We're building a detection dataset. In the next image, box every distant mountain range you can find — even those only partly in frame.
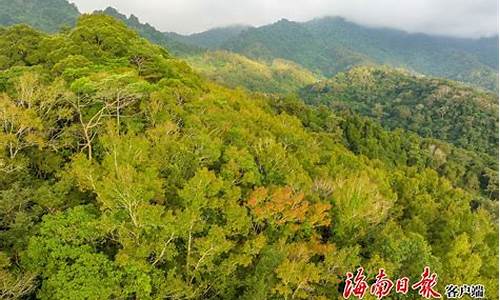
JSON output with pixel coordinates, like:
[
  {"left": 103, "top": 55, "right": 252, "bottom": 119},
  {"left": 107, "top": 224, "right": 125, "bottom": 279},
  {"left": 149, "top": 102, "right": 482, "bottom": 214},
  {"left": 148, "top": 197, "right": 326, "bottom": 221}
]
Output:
[
  {"left": 170, "top": 17, "right": 499, "bottom": 91},
  {"left": 300, "top": 66, "right": 499, "bottom": 156},
  {"left": 0, "top": 0, "right": 498, "bottom": 91},
  {"left": 95, "top": 7, "right": 202, "bottom": 56},
  {"left": 1, "top": 11, "right": 498, "bottom": 299},
  {"left": 165, "top": 25, "right": 252, "bottom": 50},
  {"left": 0, "top": 0, "right": 79, "bottom": 32}
]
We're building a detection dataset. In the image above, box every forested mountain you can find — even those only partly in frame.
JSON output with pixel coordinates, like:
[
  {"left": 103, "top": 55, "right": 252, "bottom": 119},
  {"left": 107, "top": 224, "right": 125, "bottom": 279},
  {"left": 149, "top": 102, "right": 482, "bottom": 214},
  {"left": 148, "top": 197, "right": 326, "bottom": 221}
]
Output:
[
  {"left": 0, "top": 0, "right": 315, "bottom": 94},
  {"left": 273, "top": 94, "right": 498, "bottom": 201},
  {"left": 97, "top": 7, "right": 202, "bottom": 56},
  {"left": 300, "top": 66, "right": 499, "bottom": 157},
  {"left": 98, "top": 9, "right": 319, "bottom": 93},
  {"left": 185, "top": 51, "right": 319, "bottom": 93},
  {"left": 177, "top": 17, "right": 499, "bottom": 91},
  {"left": 165, "top": 25, "right": 252, "bottom": 49},
  {"left": 0, "top": 0, "right": 79, "bottom": 32},
  {"left": 0, "top": 14, "right": 497, "bottom": 299},
  {"left": 3, "top": 0, "right": 497, "bottom": 93},
  {"left": 0, "top": 1, "right": 199, "bottom": 56}
]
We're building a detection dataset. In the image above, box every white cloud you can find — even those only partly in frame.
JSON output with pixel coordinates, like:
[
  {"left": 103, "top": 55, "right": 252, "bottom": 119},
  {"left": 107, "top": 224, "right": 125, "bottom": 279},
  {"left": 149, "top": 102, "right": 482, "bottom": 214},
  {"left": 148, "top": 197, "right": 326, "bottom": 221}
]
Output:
[{"left": 70, "top": 0, "right": 499, "bottom": 37}]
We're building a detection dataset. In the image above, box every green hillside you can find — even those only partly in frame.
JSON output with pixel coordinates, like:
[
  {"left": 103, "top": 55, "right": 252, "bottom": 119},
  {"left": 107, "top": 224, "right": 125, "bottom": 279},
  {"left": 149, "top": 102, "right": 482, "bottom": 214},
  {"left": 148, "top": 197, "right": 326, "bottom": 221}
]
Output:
[
  {"left": 97, "top": 7, "right": 202, "bottom": 56},
  {"left": 2, "top": 0, "right": 496, "bottom": 93},
  {"left": 165, "top": 25, "right": 251, "bottom": 49},
  {"left": 186, "top": 50, "right": 320, "bottom": 93},
  {"left": 97, "top": 9, "right": 319, "bottom": 94},
  {"left": 0, "top": 0, "right": 314, "bottom": 94},
  {"left": 337, "top": 113, "right": 498, "bottom": 200},
  {"left": 300, "top": 66, "right": 499, "bottom": 157},
  {"left": 0, "top": 15, "right": 497, "bottom": 299},
  {"left": 0, "top": 1, "right": 200, "bottom": 56},
  {"left": 180, "top": 17, "right": 499, "bottom": 91},
  {"left": 0, "top": 0, "right": 79, "bottom": 32}
]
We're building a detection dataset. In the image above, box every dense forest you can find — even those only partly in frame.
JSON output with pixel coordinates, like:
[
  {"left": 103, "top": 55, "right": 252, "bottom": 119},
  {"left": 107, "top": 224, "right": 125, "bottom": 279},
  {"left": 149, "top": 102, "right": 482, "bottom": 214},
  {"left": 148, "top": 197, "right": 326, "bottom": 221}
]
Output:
[
  {"left": 97, "top": 8, "right": 322, "bottom": 94},
  {"left": 185, "top": 51, "right": 320, "bottom": 94},
  {"left": 0, "top": 0, "right": 498, "bottom": 299},
  {"left": 0, "top": 13, "right": 498, "bottom": 299},
  {"left": 164, "top": 25, "right": 251, "bottom": 50},
  {"left": 272, "top": 97, "right": 498, "bottom": 201},
  {"left": 300, "top": 67, "right": 499, "bottom": 156},
  {"left": 95, "top": 7, "right": 203, "bottom": 57},
  {"left": 0, "top": 3, "right": 319, "bottom": 95},
  {"left": 0, "top": 0, "right": 79, "bottom": 32},
  {"left": 0, "top": 0, "right": 498, "bottom": 93},
  {"left": 207, "top": 17, "right": 499, "bottom": 92}
]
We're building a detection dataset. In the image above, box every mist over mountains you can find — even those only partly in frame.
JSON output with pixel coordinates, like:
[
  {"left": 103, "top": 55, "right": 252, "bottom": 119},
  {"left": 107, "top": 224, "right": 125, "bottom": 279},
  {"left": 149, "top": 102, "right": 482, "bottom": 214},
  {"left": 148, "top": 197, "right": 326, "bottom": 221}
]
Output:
[
  {"left": 0, "top": 1, "right": 498, "bottom": 299},
  {"left": 168, "top": 17, "right": 499, "bottom": 91},
  {"left": 1, "top": 0, "right": 497, "bottom": 91}
]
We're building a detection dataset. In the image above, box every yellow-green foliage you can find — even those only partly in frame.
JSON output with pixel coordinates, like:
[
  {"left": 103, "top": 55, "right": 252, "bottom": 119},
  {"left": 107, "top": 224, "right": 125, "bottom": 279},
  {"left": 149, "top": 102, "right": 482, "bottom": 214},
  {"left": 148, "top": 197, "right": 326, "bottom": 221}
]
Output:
[
  {"left": 186, "top": 50, "right": 319, "bottom": 94},
  {"left": 0, "top": 14, "right": 497, "bottom": 300},
  {"left": 302, "top": 66, "right": 499, "bottom": 156}
]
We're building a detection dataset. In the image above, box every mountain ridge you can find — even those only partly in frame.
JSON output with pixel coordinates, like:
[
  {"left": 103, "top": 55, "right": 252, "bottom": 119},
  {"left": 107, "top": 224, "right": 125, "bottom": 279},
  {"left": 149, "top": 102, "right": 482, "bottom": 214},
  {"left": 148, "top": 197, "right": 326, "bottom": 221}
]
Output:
[
  {"left": 0, "top": 0, "right": 79, "bottom": 32},
  {"left": 164, "top": 25, "right": 253, "bottom": 49},
  {"left": 0, "top": 7, "right": 498, "bottom": 300},
  {"left": 0, "top": 0, "right": 497, "bottom": 91},
  {"left": 204, "top": 16, "right": 499, "bottom": 91},
  {"left": 300, "top": 66, "right": 499, "bottom": 156}
]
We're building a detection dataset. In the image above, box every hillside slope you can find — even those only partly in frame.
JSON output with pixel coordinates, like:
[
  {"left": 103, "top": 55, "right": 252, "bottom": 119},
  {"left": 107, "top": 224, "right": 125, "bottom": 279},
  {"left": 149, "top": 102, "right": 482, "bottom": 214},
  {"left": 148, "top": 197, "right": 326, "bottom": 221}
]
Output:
[
  {"left": 2, "top": 1, "right": 496, "bottom": 92},
  {"left": 165, "top": 25, "right": 252, "bottom": 49},
  {"left": 186, "top": 50, "right": 320, "bottom": 93},
  {"left": 0, "top": 15, "right": 497, "bottom": 299},
  {"left": 97, "top": 7, "right": 202, "bottom": 56},
  {"left": 0, "top": 1, "right": 314, "bottom": 94},
  {"left": 178, "top": 17, "right": 499, "bottom": 91},
  {"left": 300, "top": 66, "right": 499, "bottom": 157},
  {"left": 0, "top": 0, "right": 79, "bottom": 32}
]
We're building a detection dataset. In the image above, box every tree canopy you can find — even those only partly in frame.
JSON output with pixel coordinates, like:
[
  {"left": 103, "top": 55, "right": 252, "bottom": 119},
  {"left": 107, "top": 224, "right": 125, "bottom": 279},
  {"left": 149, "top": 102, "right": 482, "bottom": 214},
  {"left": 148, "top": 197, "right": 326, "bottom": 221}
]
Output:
[
  {"left": 301, "top": 66, "right": 499, "bottom": 157},
  {"left": 0, "top": 0, "right": 79, "bottom": 33},
  {"left": 0, "top": 13, "right": 497, "bottom": 300}
]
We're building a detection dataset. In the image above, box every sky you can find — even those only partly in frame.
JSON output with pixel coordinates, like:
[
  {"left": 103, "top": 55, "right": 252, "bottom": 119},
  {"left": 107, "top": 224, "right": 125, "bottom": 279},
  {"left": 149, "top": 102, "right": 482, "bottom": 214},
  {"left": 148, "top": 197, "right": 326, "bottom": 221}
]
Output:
[{"left": 69, "top": 0, "right": 499, "bottom": 37}]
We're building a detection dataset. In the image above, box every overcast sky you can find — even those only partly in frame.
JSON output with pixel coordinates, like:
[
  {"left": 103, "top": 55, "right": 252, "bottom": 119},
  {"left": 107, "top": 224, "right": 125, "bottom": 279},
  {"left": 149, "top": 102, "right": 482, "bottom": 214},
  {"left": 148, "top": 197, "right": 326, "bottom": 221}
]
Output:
[{"left": 69, "top": 0, "right": 499, "bottom": 37}]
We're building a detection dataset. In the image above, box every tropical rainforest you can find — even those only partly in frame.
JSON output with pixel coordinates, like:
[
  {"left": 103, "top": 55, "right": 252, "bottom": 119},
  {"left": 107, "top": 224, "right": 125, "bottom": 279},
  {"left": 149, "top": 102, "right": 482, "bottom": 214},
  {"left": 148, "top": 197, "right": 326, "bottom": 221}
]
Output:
[{"left": 0, "top": 1, "right": 498, "bottom": 299}]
